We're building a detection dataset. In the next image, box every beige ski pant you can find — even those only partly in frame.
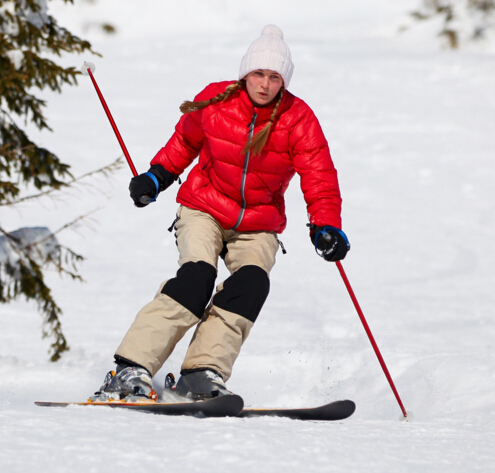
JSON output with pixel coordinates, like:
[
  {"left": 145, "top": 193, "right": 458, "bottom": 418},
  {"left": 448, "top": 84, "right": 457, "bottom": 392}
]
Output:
[{"left": 115, "top": 205, "right": 279, "bottom": 381}]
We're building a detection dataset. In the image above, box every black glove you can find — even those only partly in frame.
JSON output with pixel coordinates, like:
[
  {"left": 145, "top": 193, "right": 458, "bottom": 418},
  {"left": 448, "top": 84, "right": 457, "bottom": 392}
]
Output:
[
  {"left": 309, "top": 225, "right": 350, "bottom": 262},
  {"left": 129, "top": 164, "right": 177, "bottom": 207}
]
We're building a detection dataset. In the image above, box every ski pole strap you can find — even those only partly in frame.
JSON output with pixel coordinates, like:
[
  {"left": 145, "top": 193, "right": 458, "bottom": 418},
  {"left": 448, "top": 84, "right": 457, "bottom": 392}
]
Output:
[{"left": 144, "top": 172, "right": 160, "bottom": 202}]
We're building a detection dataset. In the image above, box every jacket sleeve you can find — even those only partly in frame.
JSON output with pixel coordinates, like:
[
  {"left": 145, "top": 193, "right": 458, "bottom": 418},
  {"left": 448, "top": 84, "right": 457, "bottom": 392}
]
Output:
[
  {"left": 289, "top": 107, "right": 342, "bottom": 229},
  {"left": 150, "top": 84, "right": 221, "bottom": 175}
]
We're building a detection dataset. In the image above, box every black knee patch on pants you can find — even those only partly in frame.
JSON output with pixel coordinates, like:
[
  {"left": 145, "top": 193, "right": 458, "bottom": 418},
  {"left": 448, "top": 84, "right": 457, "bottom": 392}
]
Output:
[
  {"left": 161, "top": 261, "right": 216, "bottom": 318},
  {"left": 212, "top": 265, "right": 270, "bottom": 323}
]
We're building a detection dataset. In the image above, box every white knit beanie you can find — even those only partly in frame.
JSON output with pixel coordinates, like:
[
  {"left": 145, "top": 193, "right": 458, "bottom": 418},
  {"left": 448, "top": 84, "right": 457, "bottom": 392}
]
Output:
[{"left": 239, "top": 25, "right": 294, "bottom": 89}]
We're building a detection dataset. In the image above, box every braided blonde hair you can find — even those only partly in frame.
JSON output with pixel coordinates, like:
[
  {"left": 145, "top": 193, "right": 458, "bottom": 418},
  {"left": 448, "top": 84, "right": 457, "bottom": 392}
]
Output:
[
  {"left": 179, "top": 81, "right": 284, "bottom": 156},
  {"left": 179, "top": 80, "right": 245, "bottom": 114}
]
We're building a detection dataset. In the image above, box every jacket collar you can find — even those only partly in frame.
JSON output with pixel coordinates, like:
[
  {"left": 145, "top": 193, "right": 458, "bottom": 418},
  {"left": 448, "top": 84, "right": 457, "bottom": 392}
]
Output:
[{"left": 237, "top": 87, "right": 286, "bottom": 124}]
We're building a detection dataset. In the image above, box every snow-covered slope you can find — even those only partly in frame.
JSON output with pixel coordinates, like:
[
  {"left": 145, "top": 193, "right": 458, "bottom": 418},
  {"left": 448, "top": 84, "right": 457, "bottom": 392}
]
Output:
[{"left": 1, "top": 1, "right": 494, "bottom": 472}]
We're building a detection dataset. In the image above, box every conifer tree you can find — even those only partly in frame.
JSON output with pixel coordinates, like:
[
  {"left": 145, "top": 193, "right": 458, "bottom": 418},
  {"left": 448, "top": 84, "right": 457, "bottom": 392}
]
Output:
[
  {"left": 410, "top": 1, "right": 495, "bottom": 48},
  {"left": 0, "top": 0, "right": 118, "bottom": 361}
]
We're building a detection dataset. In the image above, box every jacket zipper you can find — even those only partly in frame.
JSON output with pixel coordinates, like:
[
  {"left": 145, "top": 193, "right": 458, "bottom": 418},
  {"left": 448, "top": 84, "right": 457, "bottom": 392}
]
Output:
[{"left": 232, "top": 112, "right": 257, "bottom": 231}]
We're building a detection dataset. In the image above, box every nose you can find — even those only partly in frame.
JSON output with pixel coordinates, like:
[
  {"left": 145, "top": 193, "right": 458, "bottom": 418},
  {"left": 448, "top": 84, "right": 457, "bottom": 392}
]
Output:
[{"left": 261, "top": 76, "right": 269, "bottom": 88}]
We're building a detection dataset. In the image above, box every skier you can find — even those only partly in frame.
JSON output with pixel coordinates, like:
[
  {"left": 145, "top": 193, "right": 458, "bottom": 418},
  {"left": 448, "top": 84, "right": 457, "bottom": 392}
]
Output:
[{"left": 92, "top": 25, "right": 349, "bottom": 401}]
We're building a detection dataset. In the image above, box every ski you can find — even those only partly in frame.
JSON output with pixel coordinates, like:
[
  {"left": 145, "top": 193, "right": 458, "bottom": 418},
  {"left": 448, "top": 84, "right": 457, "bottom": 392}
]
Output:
[
  {"left": 35, "top": 397, "right": 355, "bottom": 421},
  {"left": 238, "top": 399, "right": 355, "bottom": 421},
  {"left": 35, "top": 394, "right": 244, "bottom": 418}
]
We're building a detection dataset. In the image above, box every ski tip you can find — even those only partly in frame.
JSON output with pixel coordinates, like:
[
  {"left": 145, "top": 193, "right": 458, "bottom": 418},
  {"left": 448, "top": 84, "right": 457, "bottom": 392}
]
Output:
[
  {"left": 238, "top": 398, "right": 356, "bottom": 421},
  {"left": 340, "top": 399, "right": 356, "bottom": 416},
  {"left": 215, "top": 394, "right": 244, "bottom": 416},
  {"left": 35, "top": 401, "right": 71, "bottom": 407}
]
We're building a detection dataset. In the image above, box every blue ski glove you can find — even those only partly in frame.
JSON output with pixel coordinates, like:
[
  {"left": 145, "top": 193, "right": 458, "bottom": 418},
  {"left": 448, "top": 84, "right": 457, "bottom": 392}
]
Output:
[
  {"left": 129, "top": 164, "right": 177, "bottom": 207},
  {"left": 309, "top": 225, "right": 350, "bottom": 262}
]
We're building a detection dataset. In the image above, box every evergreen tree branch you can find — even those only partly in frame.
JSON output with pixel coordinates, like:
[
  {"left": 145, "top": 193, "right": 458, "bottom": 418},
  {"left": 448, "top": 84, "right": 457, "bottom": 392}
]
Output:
[{"left": 1, "top": 156, "right": 124, "bottom": 206}]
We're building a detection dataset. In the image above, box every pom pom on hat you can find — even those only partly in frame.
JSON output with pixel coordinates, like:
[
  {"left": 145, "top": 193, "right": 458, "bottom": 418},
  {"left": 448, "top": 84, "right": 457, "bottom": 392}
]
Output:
[
  {"left": 262, "top": 24, "right": 284, "bottom": 39},
  {"left": 239, "top": 25, "right": 294, "bottom": 89}
]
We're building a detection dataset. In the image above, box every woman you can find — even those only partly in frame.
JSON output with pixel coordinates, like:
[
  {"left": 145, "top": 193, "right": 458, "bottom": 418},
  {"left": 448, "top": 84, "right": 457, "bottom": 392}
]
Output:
[{"left": 92, "top": 25, "right": 349, "bottom": 401}]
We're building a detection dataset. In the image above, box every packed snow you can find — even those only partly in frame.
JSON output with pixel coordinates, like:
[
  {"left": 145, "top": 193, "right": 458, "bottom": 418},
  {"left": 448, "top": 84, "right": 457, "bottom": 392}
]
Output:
[{"left": 1, "top": 1, "right": 494, "bottom": 472}]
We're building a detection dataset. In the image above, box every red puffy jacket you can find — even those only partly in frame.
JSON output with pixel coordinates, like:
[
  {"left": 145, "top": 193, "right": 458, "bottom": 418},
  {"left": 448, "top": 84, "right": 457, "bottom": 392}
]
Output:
[{"left": 151, "top": 81, "right": 342, "bottom": 233}]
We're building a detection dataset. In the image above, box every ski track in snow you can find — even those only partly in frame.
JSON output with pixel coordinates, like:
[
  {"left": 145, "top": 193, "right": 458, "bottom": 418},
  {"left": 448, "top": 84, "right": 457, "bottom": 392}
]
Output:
[{"left": 1, "top": 1, "right": 494, "bottom": 472}]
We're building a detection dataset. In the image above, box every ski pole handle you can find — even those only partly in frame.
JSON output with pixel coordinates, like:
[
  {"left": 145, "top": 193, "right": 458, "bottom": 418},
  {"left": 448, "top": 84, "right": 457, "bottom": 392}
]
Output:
[
  {"left": 139, "top": 195, "right": 151, "bottom": 205},
  {"left": 322, "top": 232, "right": 332, "bottom": 242}
]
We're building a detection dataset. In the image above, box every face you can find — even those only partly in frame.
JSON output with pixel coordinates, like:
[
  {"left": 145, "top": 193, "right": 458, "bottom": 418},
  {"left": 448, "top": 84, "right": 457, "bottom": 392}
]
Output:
[{"left": 244, "top": 70, "right": 283, "bottom": 107}]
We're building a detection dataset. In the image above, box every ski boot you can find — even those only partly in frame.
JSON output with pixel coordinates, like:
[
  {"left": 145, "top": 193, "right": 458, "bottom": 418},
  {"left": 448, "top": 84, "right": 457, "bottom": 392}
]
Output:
[
  {"left": 89, "top": 363, "right": 157, "bottom": 402},
  {"left": 175, "top": 368, "right": 231, "bottom": 400}
]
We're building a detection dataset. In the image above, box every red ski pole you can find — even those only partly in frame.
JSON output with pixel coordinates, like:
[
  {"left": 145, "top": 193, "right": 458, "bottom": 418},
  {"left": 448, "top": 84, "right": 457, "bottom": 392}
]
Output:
[
  {"left": 335, "top": 260, "right": 413, "bottom": 421},
  {"left": 81, "top": 61, "right": 138, "bottom": 177}
]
